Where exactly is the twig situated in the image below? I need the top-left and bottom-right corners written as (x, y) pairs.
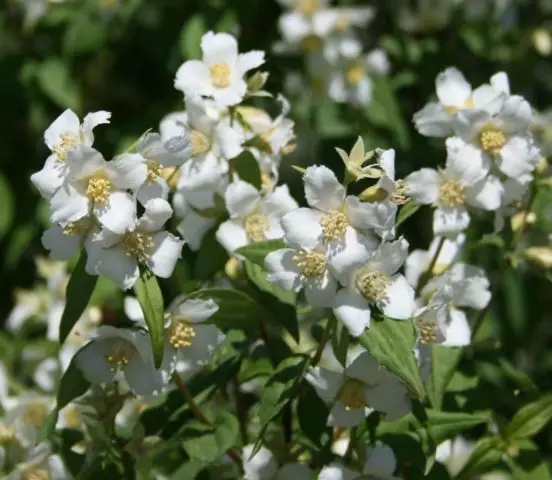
top-left (415, 237), bottom-right (445, 297)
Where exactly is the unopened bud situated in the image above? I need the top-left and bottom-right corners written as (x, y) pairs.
top-left (533, 28), bottom-right (552, 56)
top-left (247, 71), bottom-right (269, 93)
top-left (524, 247), bottom-right (552, 268)
top-left (510, 211), bottom-right (536, 232)
top-left (536, 155), bottom-right (548, 174)
top-left (291, 165), bottom-right (306, 175)
top-left (224, 256), bottom-right (242, 280)
top-left (359, 185), bottom-right (388, 202)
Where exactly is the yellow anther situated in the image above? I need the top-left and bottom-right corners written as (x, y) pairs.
top-left (105, 339), bottom-right (135, 372)
top-left (244, 214), bottom-right (268, 242)
top-left (123, 232), bottom-right (154, 263)
top-left (292, 250), bottom-right (326, 278)
top-left (345, 64), bottom-right (365, 86)
top-left (320, 210), bottom-right (348, 241)
top-left (86, 172), bottom-right (111, 203)
top-left (167, 317), bottom-right (196, 348)
top-left (210, 63), bottom-right (232, 89)
top-left (439, 180), bottom-right (465, 207)
top-left (24, 402), bottom-right (49, 428)
top-left (190, 130), bottom-right (210, 156)
top-left (52, 132), bottom-right (78, 162)
top-left (355, 270), bottom-right (391, 303)
top-left (339, 379), bottom-right (365, 411)
top-left (480, 125), bottom-right (507, 156)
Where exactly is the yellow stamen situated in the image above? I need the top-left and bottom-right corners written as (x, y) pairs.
top-left (339, 379), bottom-right (365, 411)
top-left (210, 63), bottom-right (231, 89)
top-left (86, 172), bottom-right (111, 203)
top-left (355, 270), bottom-right (391, 303)
top-left (320, 210), bottom-right (348, 241)
top-left (167, 317), bottom-right (196, 348)
top-left (439, 180), bottom-right (465, 207)
top-left (345, 64), bottom-right (365, 86)
top-left (123, 232), bottom-right (154, 263)
top-left (105, 339), bottom-right (135, 372)
top-left (24, 402), bottom-right (49, 429)
top-left (480, 125), bottom-right (507, 156)
top-left (292, 250), bottom-right (326, 278)
top-left (244, 214), bottom-right (268, 242)
top-left (190, 130), bottom-right (210, 156)
top-left (52, 132), bottom-right (78, 162)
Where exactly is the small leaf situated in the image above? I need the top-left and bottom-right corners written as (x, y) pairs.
top-left (331, 320), bottom-right (349, 368)
top-left (0, 174), bottom-right (14, 240)
top-left (187, 288), bottom-right (272, 330)
top-left (426, 345), bottom-right (462, 410)
top-left (506, 394), bottom-right (552, 441)
top-left (396, 201), bottom-right (420, 228)
top-left (236, 239), bottom-right (286, 267)
top-left (456, 436), bottom-right (504, 480)
top-left (64, 14), bottom-right (106, 55)
top-left (230, 150), bottom-right (262, 189)
top-left (58, 354), bottom-right (91, 410)
top-left (37, 58), bottom-right (80, 111)
top-left (133, 271), bottom-right (165, 368)
top-left (506, 440), bottom-right (552, 480)
top-left (297, 384), bottom-right (330, 447)
top-left (359, 317), bottom-right (426, 401)
top-left (179, 14), bottom-right (206, 59)
top-left (59, 250), bottom-right (98, 343)
top-left (36, 409), bottom-right (59, 444)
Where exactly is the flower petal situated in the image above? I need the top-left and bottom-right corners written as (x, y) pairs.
top-left (404, 168), bottom-right (440, 205)
top-left (242, 445), bottom-right (278, 480)
top-left (328, 402), bottom-right (366, 427)
top-left (81, 110), bottom-right (111, 145)
top-left (94, 191), bottom-right (136, 235)
top-left (237, 51), bottom-right (265, 75)
top-left (174, 61), bottom-right (212, 97)
top-left (30, 155), bottom-right (66, 199)
top-left (345, 352), bottom-right (385, 386)
top-left (225, 180), bottom-right (260, 218)
top-left (304, 272), bottom-right (338, 308)
top-left (443, 308), bottom-right (471, 347)
top-left (172, 298), bottom-right (219, 323)
top-left (74, 341), bottom-right (115, 385)
top-left (147, 231), bottom-right (184, 279)
top-left (263, 184), bottom-right (299, 217)
top-left (436, 67), bottom-right (471, 108)
top-left (136, 198), bottom-right (173, 232)
top-left (497, 135), bottom-right (540, 178)
top-left (413, 102), bottom-right (452, 137)
top-left (466, 175), bottom-right (503, 211)
top-left (333, 289), bottom-right (371, 337)
top-left (265, 248), bottom-right (302, 292)
top-left (50, 183), bottom-right (89, 225)
top-left (305, 366), bottom-right (343, 404)
top-left (86, 243), bottom-right (139, 290)
top-left (377, 274), bottom-right (415, 320)
top-left (304, 165), bottom-right (346, 212)
top-left (364, 445), bottom-right (397, 477)
top-left (201, 31), bottom-right (238, 65)
top-left (216, 220), bottom-right (248, 254)
top-left (281, 208), bottom-right (323, 251)
top-left (433, 206), bottom-right (470, 238)
top-left (44, 109), bottom-right (80, 151)
top-left (42, 224), bottom-right (81, 261)
top-left (445, 137), bottom-right (489, 184)
top-left (108, 153), bottom-right (148, 190)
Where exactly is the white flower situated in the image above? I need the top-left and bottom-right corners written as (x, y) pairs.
top-left (307, 351), bottom-right (410, 427)
top-left (451, 91), bottom-right (540, 178)
top-left (405, 137), bottom-right (503, 237)
top-left (33, 357), bottom-right (60, 392)
top-left (333, 238), bottom-right (415, 337)
top-left (318, 445), bottom-right (398, 480)
top-left (135, 132), bottom-right (192, 204)
top-left (50, 146), bottom-right (146, 235)
top-left (125, 295), bottom-right (224, 382)
top-left (31, 109), bottom-right (110, 200)
top-left (436, 436), bottom-right (475, 476)
top-left (405, 234), bottom-right (465, 288)
top-left (6, 443), bottom-right (68, 480)
top-left (175, 32), bottom-right (265, 108)
top-left (74, 325), bottom-right (165, 395)
top-left (242, 444), bottom-right (311, 480)
top-left (493, 173), bottom-right (533, 232)
top-left (41, 216), bottom-right (96, 262)
top-left (2, 394), bottom-right (54, 448)
top-left (216, 180), bottom-right (298, 254)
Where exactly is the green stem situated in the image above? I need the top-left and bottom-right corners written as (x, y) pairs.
top-left (311, 315), bottom-right (336, 367)
top-left (415, 237), bottom-right (446, 297)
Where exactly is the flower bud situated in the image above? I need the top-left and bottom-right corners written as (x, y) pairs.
top-left (359, 185), bottom-right (388, 202)
top-left (524, 247), bottom-right (552, 268)
top-left (247, 71), bottom-right (269, 93)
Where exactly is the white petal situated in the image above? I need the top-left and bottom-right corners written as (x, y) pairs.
top-left (242, 445), bottom-right (278, 480)
top-left (443, 308), bottom-right (471, 347)
top-left (211, 80), bottom-right (247, 109)
top-left (265, 249), bottom-right (302, 292)
top-left (87, 243), bottom-right (139, 290)
top-left (136, 198), bottom-right (173, 232)
top-left (147, 231), bottom-right (184, 278)
top-left (30, 155), bottom-right (66, 199)
top-left (404, 168), bottom-right (440, 204)
top-left (304, 272), bottom-right (337, 308)
top-left (281, 208), bottom-right (323, 251)
top-left (364, 445), bottom-right (397, 477)
top-left (81, 110), bottom-right (111, 145)
top-left (94, 191), bottom-right (136, 235)
top-left (413, 102), bottom-right (452, 137)
top-left (237, 51), bottom-right (265, 75)
top-left (201, 31), bottom-right (238, 65)
top-left (174, 60), bottom-right (212, 97)
top-left (304, 165), bottom-right (345, 212)
top-left (445, 137), bottom-right (489, 184)
top-left (377, 274), bottom-right (415, 320)
top-left (67, 145), bottom-right (106, 180)
top-left (124, 353), bottom-right (165, 395)
top-left (466, 175), bottom-right (503, 211)
top-left (172, 298), bottom-right (219, 323)
top-left (318, 464), bottom-right (358, 480)
top-left (328, 402), bottom-right (366, 427)
top-left (177, 211), bottom-right (216, 251)
top-left (225, 180), bottom-right (260, 218)
top-left (44, 109), bottom-right (80, 150)
top-left (404, 250), bottom-right (430, 288)
top-left (108, 153), bottom-right (148, 190)
top-left (263, 185), bottom-right (299, 217)
top-left (50, 183), bottom-right (89, 225)
top-left (74, 341), bottom-right (115, 385)
top-left (370, 237), bottom-right (409, 276)
top-left (345, 352), bottom-right (385, 386)
top-left (214, 123), bottom-right (244, 159)
top-left (305, 366), bottom-right (343, 404)
top-left (42, 224), bottom-right (81, 261)
top-left (496, 95), bottom-right (532, 133)
top-left (471, 85), bottom-right (506, 115)
top-left (216, 220), bottom-right (249, 254)
top-left (450, 109), bottom-right (491, 142)
top-left (137, 177), bottom-right (169, 205)
top-left (333, 289), bottom-right (371, 337)
top-left (497, 135), bottom-right (540, 178)
top-left (433, 207), bottom-right (470, 238)
top-left (124, 297), bottom-right (144, 323)
top-left (490, 72), bottom-right (510, 95)
top-left (436, 67), bottom-right (471, 108)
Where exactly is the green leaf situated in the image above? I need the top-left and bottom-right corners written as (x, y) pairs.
top-left (254, 355), bottom-right (308, 454)
top-left (194, 226), bottom-right (229, 280)
top-left (64, 14), bottom-right (106, 55)
top-left (179, 14), bottom-right (206, 59)
top-left (297, 384), bottom-right (330, 447)
top-left (507, 440), bottom-right (552, 480)
top-left (244, 261), bottom-right (296, 305)
top-left (456, 436), bottom-right (504, 480)
top-left (396, 201), bottom-right (420, 228)
top-left (133, 271), bottom-right (165, 368)
top-left (59, 251), bottom-right (98, 343)
top-left (359, 317), bottom-right (426, 401)
top-left (187, 288), bottom-right (271, 330)
top-left (236, 239), bottom-right (286, 267)
top-left (506, 394), bottom-right (552, 440)
top-left (426, 345), bottom-right (462, 410)
top-left (58, 353), bottom-right (91, 410)
top-left (0, 173), bottom-right (14, 240)
top-left (37, 58), bottom-right (80, 111)
top-left (230, 150), bottom-right (262, 189)
top-left (331, 320), bottom-right (349, 368)
top-left (36, 409), bottom-right (60, 444)
top-left (315, 100), bottom-right (351, 138)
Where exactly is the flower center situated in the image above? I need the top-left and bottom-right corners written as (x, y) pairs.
top-left (480, 126), bottom-right (507, 156)
top-left (147, 160), bottom-right (162, 183)
top-left (123, 231), bottom-right (154, 263)
top-left (339, 379), bottom-right (365, 411)
top-left (439, 180), bottom-right (465, 207)
top-left (320, 210), bottom-right (348, 241)
top-left (392, 179), bottom-right (410, 205)
top-left (190, 130), bottom-right (211, 156)
top-left (418, 323), bottom-right (437, 344)
top-left (63, 218), bottom-right (91, 237)
top-left (334, 14), bottom-right (349, 33)
top-left (86, 172), bottom-right (111, 203)
top-left (52, 132), bottom-right (79, 162)
top-left (22, 468), bottom-right (49, 480)
top-left (0, 424), bottom-right (15, 444)
top-left (63, 405), bottom-right (81, 429)
top-left (292, 250), bottom-right (326, 278)
top-left (210, 63), bottom-right (232, 89)
top-left (355, 270), bottom-right (391, 303)
top-left (297, 0), bottom-right (319, 15)
top-left (105, 339), bottom-right (136, 372)
top-left (167, 317), bottom-right (196, 348)
top-left (24, 402), bottom-right (49, 428)
top-left (345, 64), bottom-right (365, 86)
top-left (443, 97), bottom-right (474, 115)
top-left (244, 214), bottom-right (269, 242)
top-left (160, 167), bottom-right (180, 190)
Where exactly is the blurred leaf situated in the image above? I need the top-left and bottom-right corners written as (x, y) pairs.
top-left (64, 14), bottom-right (106, 55)
top-left (427, 346), bottom-right (462, 410)
top-left (396, 201), bottom-right (420, 228)
top-left (297, 384), bottom-right (329, 447)
top-left (57, 352), bottom-right (91, 410)
top-left (6, 222), bottom-right (38, 270)
top-left (456, 436), bottom-right (504, 480)
top-left (215, 10), bottom-right (238, 33)
top-left (316, 101), bottom-right (351, 138)
top-left (59, 250), bottom-right (98, 343)
top-left (133, 271), bottom-right (165, 368)
top-left (37, 58), bottom-right (80, 111)
top-left (36, 409), bottom-right (59, 444)
top-left (497, 358), bottom-right (538, 395)
top-left (194, 226), bottom-right (229, 280)
top-left (359, 317), bottom-right (426, 401)
top-left (502, 269), bottom-right (527, 336)
top-left (230, 150), bottom-right (262, 189)
top-left (507, 440), bottom-right (552, 480)
top-left (331, 319), bottom-right (349, 368)
top-left (236, 239), bottom-right (286, 267)
top-left (0, 173), bottom-right (14, 240)
top-left (506, 394), bottom-right (552, 441)
top-left (180, 14), bottom-right (206, 59)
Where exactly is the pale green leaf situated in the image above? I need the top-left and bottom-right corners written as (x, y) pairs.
top-left (506, 394), bottom-right (552, 441)
top-left (426, 345), bottom-right (462, 410)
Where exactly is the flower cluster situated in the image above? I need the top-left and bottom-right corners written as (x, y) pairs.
top-left (274, 0), bottom-right (389, 106)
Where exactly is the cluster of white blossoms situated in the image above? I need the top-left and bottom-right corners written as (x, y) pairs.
top-left (274, 0), bottom-right (389, 106)
top-left (411, 67), bottom-right (541, 235)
